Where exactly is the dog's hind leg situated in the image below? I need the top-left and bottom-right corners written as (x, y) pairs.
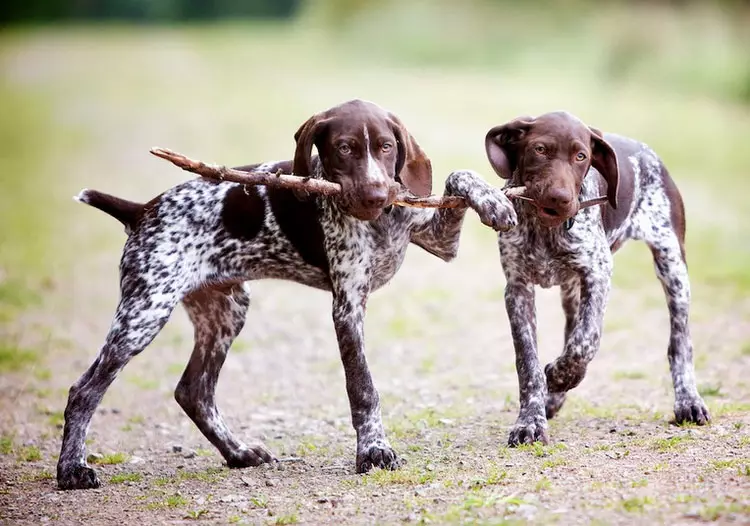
top-left (644, 217), bottom-right (709, 424)
top-left (57, 264), bottom-right (183, 490)
top-left (175, 283), bottom-right (275, 468)
top-left (545, 276), bottom-right (581, 419)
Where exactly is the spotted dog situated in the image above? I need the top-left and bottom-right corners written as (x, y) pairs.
top-left (57, 99), bottom-right (517, 490)
top-left (484, 111), bottom-right (710, 445)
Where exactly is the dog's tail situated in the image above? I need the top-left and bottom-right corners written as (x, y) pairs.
top-left (74, 189), bottom-right (144, 233)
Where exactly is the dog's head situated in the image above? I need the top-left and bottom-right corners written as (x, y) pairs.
top-left (293, 99), bottom-right (432, 221)
top-left (485, 111), bottom-right (619, 227)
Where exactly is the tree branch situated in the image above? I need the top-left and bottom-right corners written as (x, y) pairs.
top-left (149, 147), bottom-right (538, 210)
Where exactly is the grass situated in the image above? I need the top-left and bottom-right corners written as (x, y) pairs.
top-left (0, 342), bottom-right (39, 372)
top-left (0, 435), bottom-right (14, 455)
top-left (272, 511), bottom-right (299, 525)
top-left (154, 467), bottom-right (228, 486)
top-left (89, 452), bottom-right (128, 465)
top-left (652, 435), bottom-right (694, 453)
top-left (146, 494), bottom-right (188, 510)
top-left (184, 509), bottom-right (209, 520)
top-left (250, 495), bottom-right (269, 509)
top-left (18, 446), bottom-right (42, 462)
top-left (621, 496), bottom-right (655, 513)
top-left (110, 472), bottom-right (143, 484)
top-left (698, 384), bottom-right (724, 398)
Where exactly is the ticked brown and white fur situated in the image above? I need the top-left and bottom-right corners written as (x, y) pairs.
top-left (485, 111), bottom-right (709, 445)
top-left (56, 99), bottom-right (517, 490)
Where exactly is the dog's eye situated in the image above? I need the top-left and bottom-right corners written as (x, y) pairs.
top-left (576, 152), bottom-right (587, 162)
top-left (338, 144), bottom-right (352, 155)
top-left (534, 145), bottom-right (546, 155)
top-left (381, 142), bottom-right (393, 153)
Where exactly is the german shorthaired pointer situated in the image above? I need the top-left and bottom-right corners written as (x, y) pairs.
top-left (57, 99), bottom-right (517, 490)
top-left (485, 111), bottom-right (710, 445)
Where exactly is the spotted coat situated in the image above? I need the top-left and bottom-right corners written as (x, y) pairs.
top-left (56, 100), bottom-right (517, 490)
top-left (486, 112), bottom-right (710, 446)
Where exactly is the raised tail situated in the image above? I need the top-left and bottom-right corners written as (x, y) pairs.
top-left (74, 189), bottom-right (144, 233)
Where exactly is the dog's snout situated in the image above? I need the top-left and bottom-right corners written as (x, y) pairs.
top-left (362, 185), bottom-right (389, 208)
top-left (545, 187), bottom-right (574, 209)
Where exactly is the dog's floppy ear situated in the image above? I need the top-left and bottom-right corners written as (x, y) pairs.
top-left (484, 116), bottom-right (534, 179)
top-left (388, 114), bottom-right (432, 197)
top-left (588, 126), bottom-right (619, 209)
top-left (293, 113), bottom-right (332, 178)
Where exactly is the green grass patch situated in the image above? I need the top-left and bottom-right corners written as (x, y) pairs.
top-left (171, 466), bottom-right (227, 484)
top-left (534, 476), bottom-right (552, 491)
top-left (18, 445), bottom-right (42, 462)
top-left (0, 342), bottom-right (39, 372)
top-left (183, 509), bottom-right (209, 520)
top-left (621, 496), bottom-right (654, 513)
top-left (516, 441), bottom-right (567, 458)
top-left (110, 472), bottom-right (142, 484)
top-left (652, 435), bottom-right (693, 452)
top-left (250, 494), bottom-right (269, 509)
top-left (273, 511), bottom-right (299, 525)
top-left (146, 494), bottom-right (188, 510)
top-left (713, 402), bottom-right (750, 417)
top-left (21, 469), bottom-right (54, 482)
top-left (698, 384), bottom-right (724, 398)
top-left (0, 435), bottom-right (14, 455)
top-left (90, 452), bottom-right (128, 465)
top-left (698, 502), bottom-right (750, 521)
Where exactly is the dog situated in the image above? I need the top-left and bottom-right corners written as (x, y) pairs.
top-left (56, 99), bottom-right (517, 489)
top-left (484, 111), bottom-right (710, 445)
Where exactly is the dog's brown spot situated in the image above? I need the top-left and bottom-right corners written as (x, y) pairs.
top-left (221, 185), bottom-right (265, 241)
top-left (267, 187), bottom-right (329, 274)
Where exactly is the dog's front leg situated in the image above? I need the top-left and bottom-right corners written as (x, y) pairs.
top-left (327, 251), bottom-right (398, 473)
top-left (505, 279), bottom-right (549, 446)
top-left (410, 170), bottom-right (517, 260)
top-left (545, 266), bottom-right (612, 394)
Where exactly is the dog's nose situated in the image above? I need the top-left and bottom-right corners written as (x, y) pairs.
top-left (362, 186), bottom-right (389, 208)
top-left (545, 187), bottom-right (574, 210)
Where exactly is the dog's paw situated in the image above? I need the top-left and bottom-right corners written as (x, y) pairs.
top-left (57, 464), bottom-right (101, 490)
top-left (225, 443), bottom-right (276, 469)
top-left (545, 392), bottom-right (567, 419)
top-left (674, 396), bottom-right (710, 426)
top-left (445, 170), bottom-right (517, 232)
top-left (471, 187), bottom-right (518, 232)
top-left (356, 440), bottom-right (400, 474)
top-left (508, 415), bottom-right (549, 447)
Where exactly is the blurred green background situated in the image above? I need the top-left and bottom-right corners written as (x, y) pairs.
top-left (1, 0), bottom-right (749, 368)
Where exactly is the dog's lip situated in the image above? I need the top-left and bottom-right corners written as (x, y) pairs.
top-left (349, 207), bottom-right (384, 221)
top-left (536, 205), bottom-right (569, 227)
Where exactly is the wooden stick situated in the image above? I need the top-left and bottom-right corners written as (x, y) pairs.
top-left (150, 147), bottom-right (341, 196)
top-left (149, 147), bottom-right (605, 210)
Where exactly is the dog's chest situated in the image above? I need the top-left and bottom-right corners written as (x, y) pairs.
top-left (368, 213), bottom-right (412, 290)
top-left (322, 207), bottom-right (412, 292)
top-left (499, 211), bottom-right (605, 288)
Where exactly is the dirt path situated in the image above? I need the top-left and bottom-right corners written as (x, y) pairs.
top-left (1, 30), bottom-right (749, 525)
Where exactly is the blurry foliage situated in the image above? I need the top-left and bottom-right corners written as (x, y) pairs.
top-left (301, 0), bottom-right (750, 106)
top-left (0, 0), bottom-right (300, 23)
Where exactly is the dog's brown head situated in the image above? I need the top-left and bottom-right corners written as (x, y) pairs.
top-left (485, 111), bottom-right (619, 227)
top-left (293, 99), bottom-right (432, 221)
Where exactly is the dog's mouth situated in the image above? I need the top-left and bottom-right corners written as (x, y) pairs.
top-left (535, 205), bottom-right (572, 227)
top-left (349, 207), bottom-right (385, 221)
